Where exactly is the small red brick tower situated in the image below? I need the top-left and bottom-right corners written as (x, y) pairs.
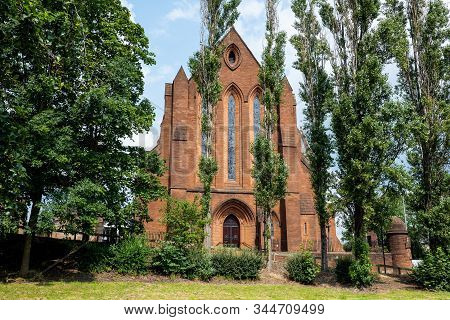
top-left (387, 217), bottom-right (413, 270)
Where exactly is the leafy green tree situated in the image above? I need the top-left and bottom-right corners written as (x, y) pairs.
top-left (380, 0), bottom-right (449, 252)
top-left (163, 197), bottom-right (207, 249)
top-left (291, 0), bottom-right (333, 271)
top-left (0, 0), bottom-right (165, 276)
top-left (320, 0), bottom-right (407, 284)
top-left (188, 0), bottom-right (241, 249)
top-left (251, 0), bottom-right (288, 270)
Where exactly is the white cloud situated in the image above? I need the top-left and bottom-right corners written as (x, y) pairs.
top-left (239, 0), bottom-right (265, 20)
top-left (120, 0), bottom-right (136, 22)
top-left (166, 0), bottom-right (200, 22)
top-left (145, 64), bottom-right (176, 86)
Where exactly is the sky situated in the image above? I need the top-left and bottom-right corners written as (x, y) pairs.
top-left (120, 0), bottom-right (304, 149)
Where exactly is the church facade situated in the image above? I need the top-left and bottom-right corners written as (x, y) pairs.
top-left (146, 28), bottom-right (342, 252)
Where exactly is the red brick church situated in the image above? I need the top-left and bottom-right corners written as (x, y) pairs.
top-left (146, 27), bottom-right (342, 252)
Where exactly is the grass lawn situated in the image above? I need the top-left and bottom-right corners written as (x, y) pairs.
top-left (0, 282), bottom-right (448, 300)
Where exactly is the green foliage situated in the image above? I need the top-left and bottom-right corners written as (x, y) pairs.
top-left (252, 0), bottom-right (288, 268)
top-left (78, 236), bottom-right (152, 275)
top-left (150, 242), bottom-right (214, 281)
top-left (369, 186), bottom-right (409, 250)
top-left (163, 197), bottom-right (207, 249)
top-left (349, 240), bottom-right (375, 288)
top-left (150, 242), bottom-right (188, 276)
top-left (188, 0), bottom-right (241, 234)
top-left (78, 243), bottom-right (112, 273)
top-left (285, 251), bottom-right (320, 284)
top-left (110, 236), bottom-right (152, 275)
top-left (291, 0), bottom-right (333, 271)
top-left (211, 248), bottom-right (264, 280)
top-left (412, 248), bottom-right (450, 291)
top-left (319, 0), bottom-right (408, 277)
top-left (0, 0), bottom-right (166, 274)
top-left (381, 0), bottom-right (449, 253)
top-left (251, 136), bottom-right (289, 211)
top-left (335, 256), bottom-right (354, 284)
top-left (43, 179), bottom-right (111, 237)
top-left (183, 249), bottom-right (215, 281)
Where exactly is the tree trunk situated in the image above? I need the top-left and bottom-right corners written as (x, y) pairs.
top-left (320, 223), bottom-right (328, 271)
top-left (19, 196), bottom-right (41, 277)
top-left (204, 219), bottom-right (211, 250)
top-left (19, 233), bottom-right (33, 277)
top-left (354, 202), bottom-right (365, 260)
top-left (266, 217), bottom-right (273, 271)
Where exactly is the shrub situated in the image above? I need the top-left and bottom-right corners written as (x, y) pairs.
top-left (285, 251), bottom-right (319, 284)
top-left (150, 242), bottom-right (189, 276)
top-left (110, 235), bottom-right (151, 275)
top-left (349, 257), bottom-right (374, 287)
top-left (212, 248), bottom-right (263, 280)
top-left (78, 242), bottom-right (112, 273)
top-left (163, 197), bottom-right (206, 248)
top-left (335, 256), bottom-right (353, 284)
top-left (184, 249), bottom-right (215, 281)
top-left (412, 248), bottom-right (450, 291)
top-left (348, 239), bottom-right (374, 287)
top-left (150, 242), bottom-right (214, 281)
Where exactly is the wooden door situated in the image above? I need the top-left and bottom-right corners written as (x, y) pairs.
top-left (223, 214), bottom-right (240, 247)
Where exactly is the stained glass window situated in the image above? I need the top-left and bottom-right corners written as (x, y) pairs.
top-left (228, 95), bottom-right (236, 180)
top-left (201, 103), bottom-right (207, 155)
top-left (253, 96), bottom-right (260, 138)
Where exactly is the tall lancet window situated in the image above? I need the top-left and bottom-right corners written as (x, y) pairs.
top-left (201, 102), bottom-right (207, 155)
top-left (253, 96), bottom-right (261, 138)
top-left (228, 95), bottom-right (236, 180)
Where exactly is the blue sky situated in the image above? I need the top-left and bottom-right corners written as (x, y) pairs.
top-left (121, 0), bottom-right (304, 149)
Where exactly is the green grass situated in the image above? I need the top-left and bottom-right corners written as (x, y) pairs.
top-left (0, 282), bottom-right (449, 300)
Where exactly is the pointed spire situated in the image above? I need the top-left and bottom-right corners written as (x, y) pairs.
top-left (174, 66), bottom-right (188, 82)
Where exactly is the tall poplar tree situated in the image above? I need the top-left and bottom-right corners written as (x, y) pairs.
top-left (291, 0), bottom-right (333, 272)
top-left (320, 0), bottom-right (406, 286)
top-left (251, 0), bottom-right (288, 270)
top-left (380, 0), bottom-right (449, 252)
top-left (188, 0), bottom-right (241, 249)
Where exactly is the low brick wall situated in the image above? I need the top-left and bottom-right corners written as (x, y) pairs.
top-left (273, 251), bottom-right (395, 273)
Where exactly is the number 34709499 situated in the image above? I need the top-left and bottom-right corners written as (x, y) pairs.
top-left (253, 303), bottom-right (325, 315)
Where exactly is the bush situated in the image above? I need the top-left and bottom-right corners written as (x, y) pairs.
top-left (78, 242), bottom-right (112, 273)
top-left (163, 197), bottom-right (206, 248)
top-left (347, 239), bottom-right (374, 287)
top-left (285, 251), bottom-right (319, 284)
top-left (150, 242), bottom-right (214, 281)
top-left (110, 235), bottom-right (151, 275)
top-left (184, 249), bottom-right (215, 281)
top-left (412, 248), bottom-right (450, 291)
top-left (349, 256), bottom-right (374, 288)
top-left (335, 256), bottom-right (353, 284)
top-left (150, 242), bottom-right (189, 276)
top-left (211, 248), bottom-right (263, 280)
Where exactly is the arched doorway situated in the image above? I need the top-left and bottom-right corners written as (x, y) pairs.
top-left (223, 214), bottom-right (240, 247)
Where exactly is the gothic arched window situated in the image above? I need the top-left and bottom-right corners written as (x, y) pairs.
top-left (253, 96), bottom-right (261, 138)
top-left (228, 95), bottom-right (236, 180)
top-left (201, 103), bottom-right (207, 155)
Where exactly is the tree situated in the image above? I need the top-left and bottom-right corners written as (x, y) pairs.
top-left (188, 0), bottom-right (241, 249)
top-left (380, 0), bottom-right (449, 252)
top-left (163, 197), bottom-right (207, 249)
top-left (291, 0), bottom-right (333, 271)
top-left (320, 0), bottom-right (407, 284)
top-left (0, 0), bottom-right (165, 276)
top-left (251, 0), bottom-right (288, 270)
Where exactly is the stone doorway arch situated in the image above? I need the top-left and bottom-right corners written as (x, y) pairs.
top-left (212, 199), bottom-right (255, 248)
